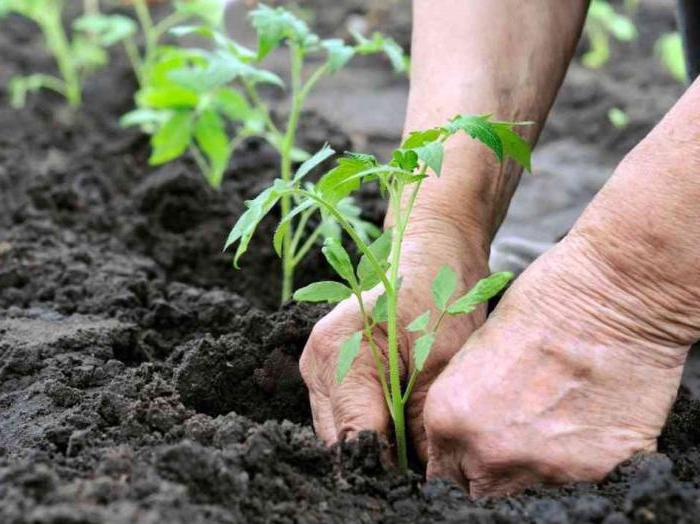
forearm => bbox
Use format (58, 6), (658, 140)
(395, 0), (589, 245)
(569, 79), (700, 346)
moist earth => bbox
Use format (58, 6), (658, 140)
(2, 2), (700, 523)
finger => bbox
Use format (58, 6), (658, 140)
(330, 340), (392, 442)
(425, 439), (470, 491)
(308, 387), (336, 445)
(406, 383), (430, 463)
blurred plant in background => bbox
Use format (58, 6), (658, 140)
(0, 0), (136, 107)
(656, 32), (687, 83)
(582, 0), (638, 69)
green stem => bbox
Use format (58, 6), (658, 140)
(291, 226), (323, 266)
(386, 186), (407, 471)
(357, 298), (393, 416)
(289, 208), (314, 253)
(133, 0), (155, 76)
(40, 2), (81, 107)
(123, 38), (144, 85)
(279, 45), (305, 303)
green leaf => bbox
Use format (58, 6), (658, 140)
(407, 311), (431, 333)
(357, 228), (392, 290)
(608, 107), (629, 129)
(224, 183), (286, 266)
(119, 108), (168, 129)
(149, 111), (193, 165)
(372, 292), (388, 324)
(492, 122), (532, 172)
(317, 154), (376, 204)
(249, 4), (315, 60)
(354, 31), (409, 73)
(73, 14), (136, 46)
(413, 333), (436, 372)
(401, 128), (443, 149)
(432, 265), (457, 311)
(322, 38), (355, 72)
(336, 331), (363, 384)
(137, 86), (199, 109)
(656, 32), (687, 83)
(322, 238), (356, 287)
(175, 0), (225, 27)
(391, 149), (418, 171)
(293, 281), (352, 303)
(414, 140), (444, 176)
(71, 35), (108, 71)
(446, 115), (503, 161)
(447, 272), (513, 315)
(194, 109), (230, 187)
(212, 87), (252, 122)
(294, 143), (335, 182)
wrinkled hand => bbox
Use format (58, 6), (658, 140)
(300, 221), (489, 461)
(424, 235), (688, 496)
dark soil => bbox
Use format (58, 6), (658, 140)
(2, 2), (700, 523)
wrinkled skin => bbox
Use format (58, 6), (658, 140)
(301, 0), (700, 496)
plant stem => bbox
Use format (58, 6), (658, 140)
(41, 1), (81, 107)
(132, 0), (155, 77)
(387, 183), (408, 471)
(279, 45), (305, 303)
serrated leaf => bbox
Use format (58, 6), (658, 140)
(293, 281), (352, 303)
(414, 140), (444, 176)
(354, 31), (408, 73)
(447, 272), (513, 315)
(407, 311), (431, 333)
(73, 14), (136, 46)
(446, 115), (503, 161)
(249, 4), (314, 60)
(336, 331), (363, 384)
(357, 228), (392, 290)
(212, 87), (252, 121)
(322, 38), (355, 72)
(317, 154), (375, 204)
(372, 292), (388, 324)
(149, 111), (193, 165)
(413, 333), (435, 372)
(401, 128), (443, 149)
(432, 265), (457, 311)
(492, 123), (532, 172)
(294, 143), (335, 182)
(175, 0), (225, 27)
(322, 238), (356, 287)
(225, 183), (285, 266)
(194, 109), (230, 187)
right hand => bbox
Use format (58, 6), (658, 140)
(299, 218), (490, 462)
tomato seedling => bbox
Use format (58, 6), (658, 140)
(125, 4), (407, 301)
(225, 114), (532, 470)
(0, 0), (135, 107)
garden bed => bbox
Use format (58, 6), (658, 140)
(2, 2), (700, 523)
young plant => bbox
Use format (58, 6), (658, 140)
(125, 4), (407, 301)
(125, 0), (226, 86)
(225, 114), (532, 470)
(0, 0), (136, 107)
(582, 0), (637, 69)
